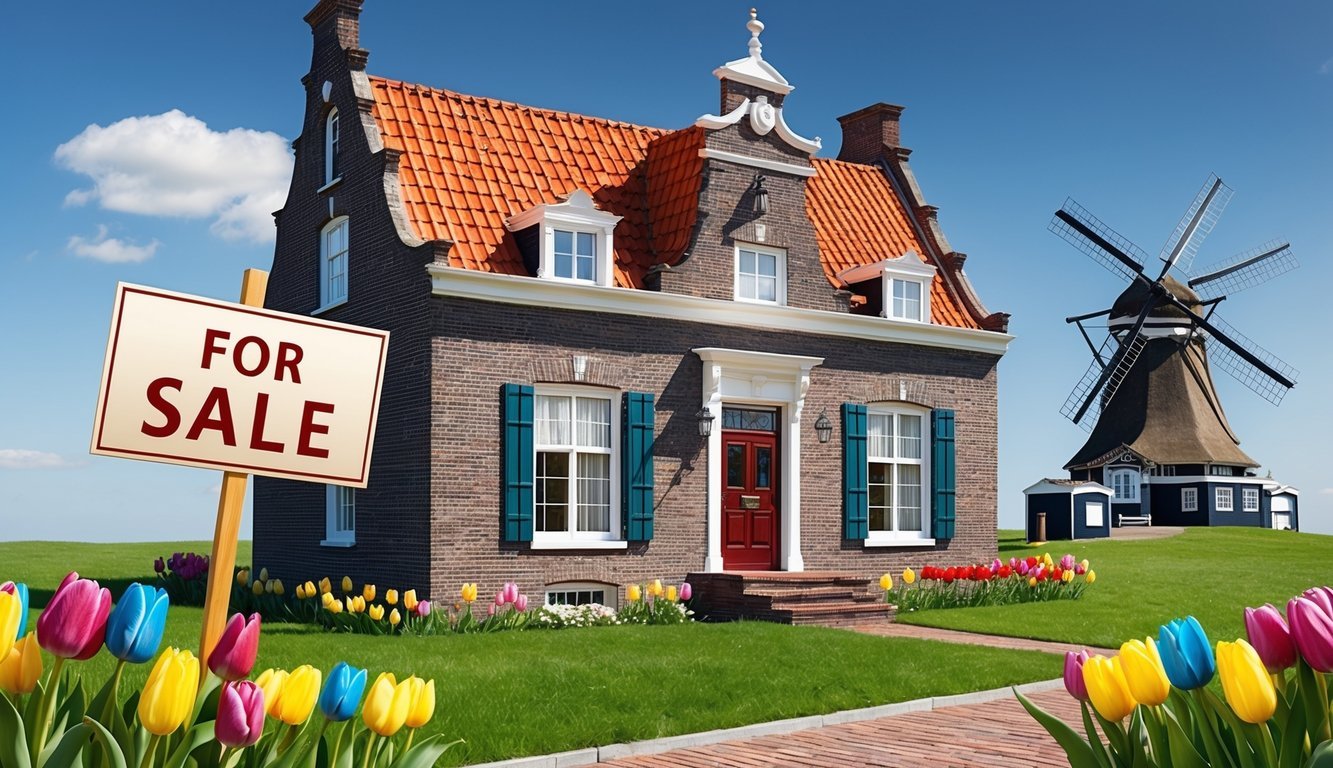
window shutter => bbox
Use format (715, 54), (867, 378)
(842, 403), (868, 540)
(931, 408), (956, 540)
(501, 383), (534, 542)
(622, 391), (655, 541)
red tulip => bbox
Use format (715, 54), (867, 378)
(1026, 556), (1038, 568)
(998, 566), (1012, 578)
(37, 572), (112, 660)
(1244, 604), (1297, 672)
(1287, 596), (1333, 672)
(1053, 567), (1065, 582)
(208, 613), (261, 681)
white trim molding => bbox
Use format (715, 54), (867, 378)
(694, 347), (823, 573)
(506, 190), (622, 287)
(694, 96), (821, 156)
(838, 250), (937, 324)
(427, 266), (1012, 356)
(698, 148), (816, 178)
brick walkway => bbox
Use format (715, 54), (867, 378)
(603, 687), (1082, 768)
(855, 621), (1115, 656)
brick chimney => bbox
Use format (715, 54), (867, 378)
(305, 0), (363, 50)
(836, 103), (905, 164)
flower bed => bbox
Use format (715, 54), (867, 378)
(1020, 585), (1333, 767)
(882, 553), (1097, 612)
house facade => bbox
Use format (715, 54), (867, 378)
(253, 0), (1013, 606)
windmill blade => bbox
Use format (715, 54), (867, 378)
(1157, 174), (1233, 278)
(1188, 240), (1297, 300)
(1176, 305), (1299, 403)
(1050, 199), (1148, 284)
(1061, 333), (1146, 430)
(1065, 296), (1156, 425)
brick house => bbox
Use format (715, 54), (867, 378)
(253, 0), (1013, 608)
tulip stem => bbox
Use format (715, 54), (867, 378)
(361, 733), (377, 768)
(330, 721), (348, 764)
(404, 728), (416, 753)
(140, 734), (161, 768)
(32, 656), (66, 766)
(102, 659), (127, 726)
(1317, 671), (1331, 743)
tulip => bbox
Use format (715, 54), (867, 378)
(1287, 596), (1333, 672)
(649, 579), (664, 598)
(0, 591), (20, 660)
(460, 583), (477, 603)
(0, 582), (29, 640)
(680, 582), (693, 601)
(1216, 639), (1278, 724)
(304, 581), (315, 597)
(1061, 570), (1074, 584)
(405, 677), (435, 728)
(256, 668), (289, 718)
(1059, 554), (1076, 571)
(362, 672), (412, 737)
(295, 583), (307, 600)
(319, 577), (332, 594)
(273, 665), (321, 725)
(257, 567), (269, 582)
(879, 573), (893, 591)
(0, 632), (42, 695)
(902, 569), (916, 585)
(209, 613), (261, 681)
(105, 583), (170, 664)
(369, 604), (385, 621)
(665, 586), (677, 603)
(1027, 577), (1037, 588)
(1119, 638), (1170, 706)
(1303, 587), (1333, 617)
(1243, 604), (1297, 672)
(494, 591), (505, 607)
(341, 576), (353, 593)
(271, 579), (285, 596)
(1063, 650), (1090, 701)
(363, 584), (376, 602)
(138, 648), (199, 735)
(403, 589), (418, 612)
(386, 589), (399, 606)
(516, 594), (530, 612)
(1082, 655), (1136, 721)
(328, 600), (344, 615)
(252, 581), (265, 596)
(390, 609), (401, 626)
(37, 572), (112, 660)
(153, 557), (165, 574)
(505, 582), (521, 604)
(321, 592), (335, 608)
(319, 662), (368, 721)
(1158, 616), (1216, 689)
(1086, 570), (1096, 584)
(487, 603), (496, 617)
(216, 681), (265, 748)
(627, 584), (642, 602)
(236, 569), (249, 586)
(416, 600), (431, 618)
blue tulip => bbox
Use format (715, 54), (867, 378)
(104, 583), (170, 664)
(1158, 615), (1216, 690)
(319, 661), (368, 721)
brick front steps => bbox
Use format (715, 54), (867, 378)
(686, 571), (894, 628)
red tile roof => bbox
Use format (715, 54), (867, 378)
(368, 76), (978, 327)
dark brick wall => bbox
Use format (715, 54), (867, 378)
(836, 103), (905, 164)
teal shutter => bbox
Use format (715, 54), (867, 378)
(501, 383), (534, 542)
(842, 403), (869, 540)
(932, 408), (956, 540)
(622, 392), (656, 541)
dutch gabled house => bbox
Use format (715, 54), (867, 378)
(254, 0), (1014, 608)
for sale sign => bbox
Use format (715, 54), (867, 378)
(90, 283), (389, 487)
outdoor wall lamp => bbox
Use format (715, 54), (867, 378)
(814, 411), (833, 443)
(696, 407), (716, 438)
(750, 173), (769, 215)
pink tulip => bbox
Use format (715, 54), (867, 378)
(416, 600), (431, 618)
(515, 594), (529, 612)
(208, 613), (261, 681)
(1244, 604), (1298, 672)
(1287, 596), (1333, 673)
(1009, 557), (1020, 569)
(1060, 554), (1076, 571)
(215, 681), (265, 748)
(494, 591), (505, 607)
(503, 582), (519, 604)
(1063, 650), (1090, 701)
(487, 603), (496, 617)
(1302, 587), (1333, 617)
(1017, 561), (1030, 576)
(680, 582), (693, 601)
(1075, 564), (1086, 575)
(37, 572), (112, 660)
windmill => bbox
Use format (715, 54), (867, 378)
(1047, 175), (1301, 528)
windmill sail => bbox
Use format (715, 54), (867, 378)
(1189, 240), (1297, 300)
(1157, 174), (1232, 277)
(1050, 200), (1148, 283)
(1196, 314), (1299, 405)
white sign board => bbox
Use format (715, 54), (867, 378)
(91, 283), (389, 487)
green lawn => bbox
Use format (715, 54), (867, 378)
(897, 527), (1333, 649)
(0, 540), (1056, 766)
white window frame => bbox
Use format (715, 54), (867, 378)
(324, 108), (341, 187)
(532, 385), (622, 547)
(833, 250), (936, 324)
(1085, 501), (1105, 528)
(1106, 467), (1140, 502)
(1242, 487), (1260, 512)
(544, 581), (618, 609)
(317, 216), (349, 313)
(1216, 487), (1234, 512)
(864, 403), (931, 544)
(321, 484), (355, 547)
(733, 243), (787, 305)
(1181, 487), (1198, 512)
(505, 190), (621, 287)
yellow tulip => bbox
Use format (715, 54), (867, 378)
(255, 668), (288, 718)
(138, 648), (199, 735)
(1061, 570), (1074, 584)
(362, 672), (412, 737)
(341, 576), (353, 593)
(1028, 577), (1037, 588)
(236, 569), (250, 586)
(1217, 639), (1277, 724)
(264, 580), (275, 594)
(328, 600), (344, 615)
(0, 633), (42, 695)
(405, 677), (435, 728)
(321, 591), (335, 608)
(627, 584), (642, 602)
(460, 583), (477, 603)
(276, 665), (321, 726)
(1087, 570), (1097, 584)
(356, 596), (367, 613)
(319, 577), (332, 595)
(1082, 655), (1137, 721)
(252, 581), (265, 596)
(902, 568), (916, 585)
(363, 584), (376, 602)
(403, 590), (418, 612)
(272, 579), (285, 596)
(258, 568), (269, 582)
(1119, 638), (1170, 707)
(667, 585), (678, 602)
(390, 609), (401, 626)
(879, 573), (893, 591)
(304, 581), (316, 597)
(295, 583), (307, 600)
(0, 592), (20, 660)
(649, 579), (664, 597)
(369, 604), (385, 621)
(1080, 559), (1090, 572)
(386, 589), (399, 606)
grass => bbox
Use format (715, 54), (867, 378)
(896, 527), (1333, 649)
(0, 540), (1057, 766)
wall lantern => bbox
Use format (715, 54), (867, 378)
(814, 411), (833, 443)
(696, 407), (716, 438)
(750, 174), (769, 215)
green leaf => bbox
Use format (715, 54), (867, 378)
(1185, 688), (1235, 768)
(41, 722), (90, 768)
(1205, 690), (1259, 768)
(162, 721), (216, 768)
(387, 736), (463, 768)
(0, 689), (33, 768)
(1163, 706), (1209, 768)
(1307, 739), (1333, 767)
(81, 717), (128, 768)
(1279, 701), (1307, 768)
(1015, 690), (1102, 768)
(1080, 701), (1113, 768)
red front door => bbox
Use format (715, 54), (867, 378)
(722, 426), (779, 571)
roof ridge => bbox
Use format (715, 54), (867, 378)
(368, 74), (675, 136)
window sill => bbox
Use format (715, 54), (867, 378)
(529, 539), (628, 551)
(863, 537), (936, 548)
(320, 538), (355, 548)
(317, 177), (342, 194)
(313, 297), (347, 316)
(733, 295), (786, 307)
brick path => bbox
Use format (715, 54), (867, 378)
(855, 621), (1116, 656)
(603, 687), (1082, 768)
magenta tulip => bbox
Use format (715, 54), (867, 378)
(680, 582), (693, 601)
(503, 582), (519, 604)
(1302, 587), (1333, 617)
(1060, 554), (1076, 571)
(1063, 650), (1091, 701)
(1287, 596), (1333, 673)
(515, 594), (529, 612)
(37, 572), (112, 660)
(1244, 604), (1298, 672)
(216, 681), (265, 748)
(208, 613), (261, 681)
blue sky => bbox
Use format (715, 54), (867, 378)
(3, 1), (1331, 541)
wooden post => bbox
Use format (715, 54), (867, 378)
(1036, 512), (1047, 543)
(198, 268), (269, 672)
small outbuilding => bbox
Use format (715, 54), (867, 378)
(1023, 479), (1113, 542)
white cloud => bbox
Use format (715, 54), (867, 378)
(55, 110), (292, 244)
(0, 449), (72, 470)
(1321, 57), (1333, 75)
(67, 225), (160, 263)
(1319, 488), (1333, 496)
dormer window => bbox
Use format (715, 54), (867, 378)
(836, 250), (936, 324)
(324, 108), (340, 185)
(506, 190), (622, 287)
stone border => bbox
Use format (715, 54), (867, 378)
(466, 678), (1064, 767)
